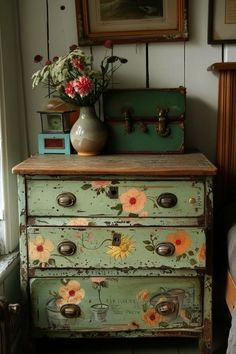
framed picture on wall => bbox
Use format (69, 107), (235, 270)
(208, 0), (236, 44)
(75, 0), (189, 45)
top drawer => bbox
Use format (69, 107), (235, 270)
(26, 179), (204, 219)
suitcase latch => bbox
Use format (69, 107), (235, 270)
(156, 108), (170, 137)
(122, 108), (133, 134)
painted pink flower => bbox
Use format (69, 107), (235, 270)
(90, 277), (106, 284)
(119, 188), (147, 213)
(73, 76), (93, 97)
(71, 58), (84, 71)
(64, 80), (75, 98)
(92, 181), (111, 188)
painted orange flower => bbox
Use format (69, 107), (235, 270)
(56, 280), (85, 307)
(142, 308), (163, 326)
(198, 244), (206, 263)
(106, 235), (135, 259)
(166, 230), (191, 255)
(136, 290), (151, 302)
(28, 235), (54, 263)
(119, 188), (147, 213)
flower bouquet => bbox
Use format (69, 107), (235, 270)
(32, 44), (127, 156)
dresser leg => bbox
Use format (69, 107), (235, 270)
(199, 338), (212, 354)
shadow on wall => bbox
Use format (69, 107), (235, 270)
(185, 96), (218, 163)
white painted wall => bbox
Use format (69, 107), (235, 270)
(18, 0), (236, 163)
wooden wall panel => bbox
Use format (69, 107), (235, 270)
(18, 0), (47, 154)
(18, 0), (229, 159)
(149, 43), (185, 88)
(48, 0), (78, 58)
(184, 0), (221, 162)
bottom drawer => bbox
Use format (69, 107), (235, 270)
(30, 276), (202, 332)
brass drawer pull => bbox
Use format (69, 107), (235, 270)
(56, 192), (76, 207)
(60, 304), (81, 318)
(156, 301), (177, 316)
(57, 241), (77, 256)
(157, 193), (177, 208)
(155, 242), (175, 256)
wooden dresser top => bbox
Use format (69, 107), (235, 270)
(12, 153), (217, 176)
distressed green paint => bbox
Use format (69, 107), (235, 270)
(27, 227), (206, 269)
(29, 216), (205, 227)
(30, 276), (201, 332)
(105, 122), (184, 153)
(103, 89), (186, 118)
(26, 179), (204, 218)
(13, 154), (215, 352)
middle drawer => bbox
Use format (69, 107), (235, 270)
(27, 227), (206, 269)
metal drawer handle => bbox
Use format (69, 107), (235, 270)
(156, 301), (177, 316)
(57, 192), (76, 207)
(157, 193), (177, 208)
(60, 304), (81, 318)
(57, 241), (77, 256)
(155, 242), (175, 256)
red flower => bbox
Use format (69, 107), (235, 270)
(73, 76), (93, 97)
(64, 81), (75, 98)
(34, 54), (43, 63)
(45, 60), (52, 65)
(104, 40), (113, 49)
(71, 58), (84, 71)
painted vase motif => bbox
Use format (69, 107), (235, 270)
(70, 105), (108, 156)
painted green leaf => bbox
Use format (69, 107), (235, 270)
(145, 245), (155, 252)
(48, 258), (56, 266)
(81, 184), (92, 190)
(159, 321), (169, 327)
(190, 258), (197, 265)
(143, 240), (151, 244)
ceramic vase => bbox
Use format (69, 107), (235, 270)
(70, 106), (108, 156)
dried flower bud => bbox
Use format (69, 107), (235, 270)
(104, 40), (113, 49)
(34, 54), (43, 63)
(69, 44), (78, 52)
(53, 56), (59, 62)
(119, 58), (128, 64)
(45, 60), (52, 65)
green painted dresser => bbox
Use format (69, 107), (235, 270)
(12, 153), (217, 353)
